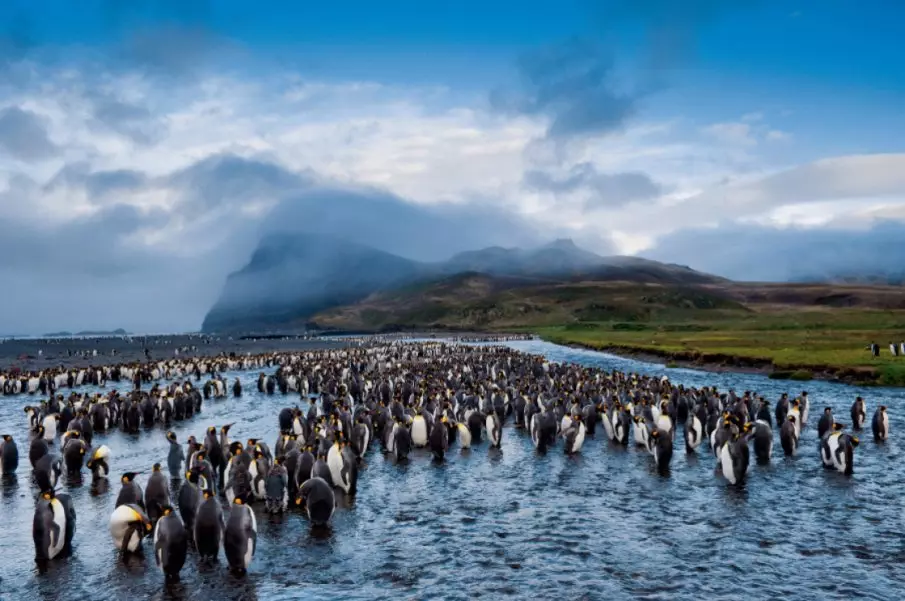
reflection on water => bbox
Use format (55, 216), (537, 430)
(0, 339), (903, 600)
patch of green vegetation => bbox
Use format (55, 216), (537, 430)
(789, 369), (814, 381)
(878, 364), (905, 387)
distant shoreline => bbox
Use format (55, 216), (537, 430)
(540, 337), (887, 387)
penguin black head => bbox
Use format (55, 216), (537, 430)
(880, 406), (888, 412)
(833, 422), (845, 431)
(40, 489), (55, 501)
(221, 423), (234, 434)
(161, 504), (174, 517)
(229, 441), (244, 455)
(788, 415), (797, 423)
(1, 434), (10, 442)
(206, 426), (216, 435)
(37, 425), (45, 437)
(851, 436), (860, 447)
(152, 463), (162, 472)
(166, 431), (177, 443)
(121, 472), (139, 483)
(824, 407), (832, 414)
(196, 452), (206, 462)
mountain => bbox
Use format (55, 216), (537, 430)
(201, 232), (725, 333)
(201, 233), (428, 333)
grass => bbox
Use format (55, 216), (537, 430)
(535, 308), (905, 385)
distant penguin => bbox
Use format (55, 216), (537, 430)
(153, 505), (188, 582)
(224, 496), (257, 575)
(392, 422), (411, 461)
(194, 489), (224, 560)
(649, 429), (672, 471)
(166, 432), (185, 478)
(1, 434), (18, 474)
(86, 445), (111, 479)
(486, 413), (502, 449)
(684, 414), (704, 453)
(232, 378), (242, 398)
(850, 397), (867, 431)
(145, 463), (169, 523)
(429, 415), (449, 460)
(116, 472), (145, 510)
(752, 420), (772, 464)
(295, 477), (335, 526)
(872, 406), (889, 442)
(61, 433), (87, 473)
(110, 503), (153, 553)
(817, 407), (834, 439)
(780, 415), (798, 456)
(33, 489), (76, 561)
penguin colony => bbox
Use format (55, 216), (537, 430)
(0, 340), (892, 583)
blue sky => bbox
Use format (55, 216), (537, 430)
(0, 0), (903, 332)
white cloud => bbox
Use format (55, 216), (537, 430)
(767, 129), (792, 141)
(702, 121), (757, 146)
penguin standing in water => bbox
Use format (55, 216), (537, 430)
(166, 431), (185, 478)
(649, 429), (672, 471)
(116, 472), (145, 510)
(232, 378), (242, 398)
(429, 415), (449, 460)
(178, 467), (204, 538)
(817, 407), (835, 439)
(455, 420), (472, 450)
(295, 477), (335, 526)
(720, 423), (752, 485)
(62, 431), (87, 474)
(33, 489), (76, 561)
(562, 415), (586, 455)
(410, 414), (429, 448)
(684, 406), (705, 453)
(194, 489), (224, 561)
(850, 397), (867, 430)
(752, 420), (773, 464)
(224, 495), (257, 575)
(1, 434), (18, 474)
(34, 454), (62, 491)
(86, 445), (111, 479)
(821, 425), (859, 475)
(144, 463), (170, 524)
(530, 412), (557, 453)
(486, 412), (502, 449)
(109, 504), (153, 553)
(872, 406), (890, 442)
(780, 415), (799, 456)
(153, 505), (188, 582)
(264, 457), (288, 514)
(29, 427), (49, 467)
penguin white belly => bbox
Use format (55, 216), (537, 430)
(651, 406), (661, 423)
(486, 415), (500, 446)
(688, 417), (702, 448)
(602, 413), (615, 441)
(560, 415), (572, 433)
(571, 423), (586, 453)
(327, 445), (346, 491)
(633, 422), (646, 446)
(614, 420), (625, 443)
(657, 415), (672, 434)
(244, 507), (258, 568)
(42, 417), (56, 441)
(789, 409), (801, 437)
(826, 433), (845, 472)
(48, 499), (67, 558)
(411, 418), (428, 447)
(882, 413), (890, 439)
(720, 445), (737, 484)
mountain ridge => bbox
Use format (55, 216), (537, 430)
(200, 231), (725, 333)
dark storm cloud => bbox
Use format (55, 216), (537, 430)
(0, 106), (58, 161)
(524, 162), (662, 208)
(493, 38), (636, 140)
(645, 220), (905, 282)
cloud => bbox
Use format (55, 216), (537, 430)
(523, 162), (662, 208)
(703, 121), (756, 146)
(767, 129), (792, 142)
(0, 106), (58, 160)
(646, 220), (905, 282)
(493, 38), (637, 140)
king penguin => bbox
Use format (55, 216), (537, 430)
(154, 505), (188, 581)
(33, 488), (76, 561)
(224, 495), (257, 575)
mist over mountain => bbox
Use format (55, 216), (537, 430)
(201, 232), (720, 333)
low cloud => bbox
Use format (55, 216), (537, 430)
(0, 106), (58, 161)
(524, 162), (662, 208)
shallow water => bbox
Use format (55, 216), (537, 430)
(1, 340), (903, 601)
